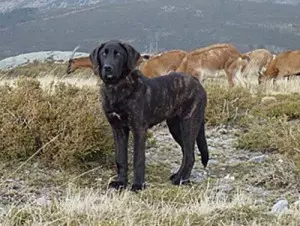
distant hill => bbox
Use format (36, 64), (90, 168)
(0, 0), (299, 60)
(0, 0), (107, 13)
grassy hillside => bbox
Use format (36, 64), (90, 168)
(0, 64), (300, 225)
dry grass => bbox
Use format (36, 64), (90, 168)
(0, 186), (272, 225)
(234, 70), (300, 95)
(0, 77), (114, 169)
(204, 81), (260, 126)
(1, 63), (300, 225)
(236, 119), (300, 168)
(1, 185), (300, 226)
(0, 61), (94, 79)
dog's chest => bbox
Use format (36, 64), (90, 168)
(104, 99), (129, 125)
(106, 109), (129, 125)
(109, 112), (122, 120)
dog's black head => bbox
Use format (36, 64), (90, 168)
(90, 40), (141, 85)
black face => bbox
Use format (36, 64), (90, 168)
(90, 40), (141, 85)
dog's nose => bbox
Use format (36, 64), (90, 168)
(103, 65), (113, 73)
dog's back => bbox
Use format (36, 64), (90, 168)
(138, 71), (206, 127)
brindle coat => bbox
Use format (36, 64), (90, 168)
(90, 40), (208, 192)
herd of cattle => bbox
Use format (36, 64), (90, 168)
(67, 43), (300, 86)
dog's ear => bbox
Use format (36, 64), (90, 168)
(89, 43), (105, 73)
(119, 42), (141, 71)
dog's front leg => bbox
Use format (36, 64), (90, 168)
(109, 126), (129, 190)
(131, 128), (147, 192)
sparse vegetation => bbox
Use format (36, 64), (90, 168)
(236, 118), (300, 167)
(1, 65), (300, 225)
(0, 61), (93, 78)
(250, 93), (300, 120)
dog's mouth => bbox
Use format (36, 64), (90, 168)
(102, 74), (119, 85)
(105, 74), (114, 79)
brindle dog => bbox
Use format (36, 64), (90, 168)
(90, 40), (208, 192)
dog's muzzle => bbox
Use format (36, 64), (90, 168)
(102, 65), (117, 83)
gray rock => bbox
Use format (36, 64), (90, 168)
(35, 196), (51, 206)
(219, 128), (228, 134)
(249, 155), (266, 163)
(215, 192), (228, 201)
(223, 174), (235, 181)
(190, 171), (207, 183)
(293, 200), (300, 208)
(207, 159), (219, 166)
(271, 199), (289, 214)
(216, 184), (233, 193)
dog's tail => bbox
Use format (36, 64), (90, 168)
(196, 119), (209, 168)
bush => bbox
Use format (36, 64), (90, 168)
(250, 93), (300, 120)
(236, 117), (300, 168)
(204, 83), (260, 126)
(0, 77), (114, 169)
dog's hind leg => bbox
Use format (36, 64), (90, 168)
(196, 119), (209, 168)
(167, 117), (196, 185)
(177, 118), (199, 185)
(166, 117), (184, 183)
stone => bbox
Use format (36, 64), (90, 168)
(271, 199), (288, 214)
(249, 155), (266, 163)
(207, 159), (219, 166)
(293, 200), (300, 208)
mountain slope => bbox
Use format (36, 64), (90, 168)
(0, 0), (299, 60)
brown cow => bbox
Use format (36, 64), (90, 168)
(138, 50), (187, 77)
(176, 43), (246, 87)
(67, 56), (93, 74)
(232, 49), (273, 79)
(258, 50), (300, 84)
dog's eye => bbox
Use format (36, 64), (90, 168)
(115, 52), (121, 57)
(102, 49), (108, 56)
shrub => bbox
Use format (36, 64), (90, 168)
(204, 83), (260, 126)
(236, 117), (300, 168)
(0, 77), (114, 169)
(250, 93), (300, 120)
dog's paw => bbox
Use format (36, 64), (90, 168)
(170, 174), (190, 186)
(169, 173), (181, 184)
(180, 179), (191, 185)
(131, 183), (146, 192)
(169, 173), (178, 181)
(170, 173), (181, 185)
(108, 181), (127, 190)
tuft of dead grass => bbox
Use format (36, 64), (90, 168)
(0, 61), (94, 79)
(250, 93), (300, 120)
(0, 77), (114, 169)
(1, 184), (300, 226)
(0, 186), (266, 226)
(204, 82), (260, 126)
(236, 118), (300, 168)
